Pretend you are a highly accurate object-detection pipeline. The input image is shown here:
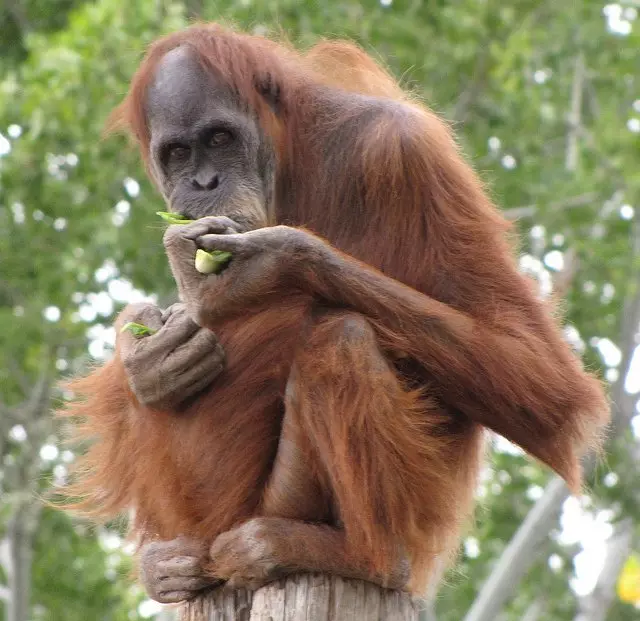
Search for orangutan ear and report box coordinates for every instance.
[255,73,281,113]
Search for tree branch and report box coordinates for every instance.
[503,193,597,221]
[185,0,204,20]
[566,52,585,172]
[463,477,570,621]
[550,247,580,299]
[453,47,492,124]
[4,0,31,34]
[6,505,38,621]
[522,598,545,621]
[7,359,33,399]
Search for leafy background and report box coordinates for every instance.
[0,1,639,620]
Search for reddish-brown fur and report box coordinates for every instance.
[60,24,609,592]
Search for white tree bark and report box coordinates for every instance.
[463,476,569,621]
[6,508,38,621]
[0,538,13,610]
[565,52,585,172]
[180,575,420,621]
[521,598,544,621]
[574,519,634,621]
[1,353,54,621]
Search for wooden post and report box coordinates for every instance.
[180,574,420,621]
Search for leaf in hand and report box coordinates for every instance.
[194,249,233,274]
[156,211,194,225]
[120,322,158,338]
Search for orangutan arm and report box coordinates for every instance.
[302,242,607,479]
[293,238,608,487]
[182,223,607,488]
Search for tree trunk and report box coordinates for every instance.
[574,518,634,621]
[463,476,569,621]
[180,574,420,621]
[521,598,545,621]
[6,507,36,621]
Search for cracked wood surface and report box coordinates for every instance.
[180,574,420,621]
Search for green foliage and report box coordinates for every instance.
[31,509,142,621]
[0,0,88,68]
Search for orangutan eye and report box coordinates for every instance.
[208,130,233,147]
[164,144,191,164]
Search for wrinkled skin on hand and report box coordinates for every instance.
[115,302,225,410]
[162,216,250,318]
[206,518,411,592]
[138,527,279,602]
[163,216,320,324]
[207,518,285,591]
[139,536,218,603]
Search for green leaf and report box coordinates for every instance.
[119,321,157,337]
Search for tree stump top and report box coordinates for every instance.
[180,574,420,621]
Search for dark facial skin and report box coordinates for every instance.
[146,47,274,229]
